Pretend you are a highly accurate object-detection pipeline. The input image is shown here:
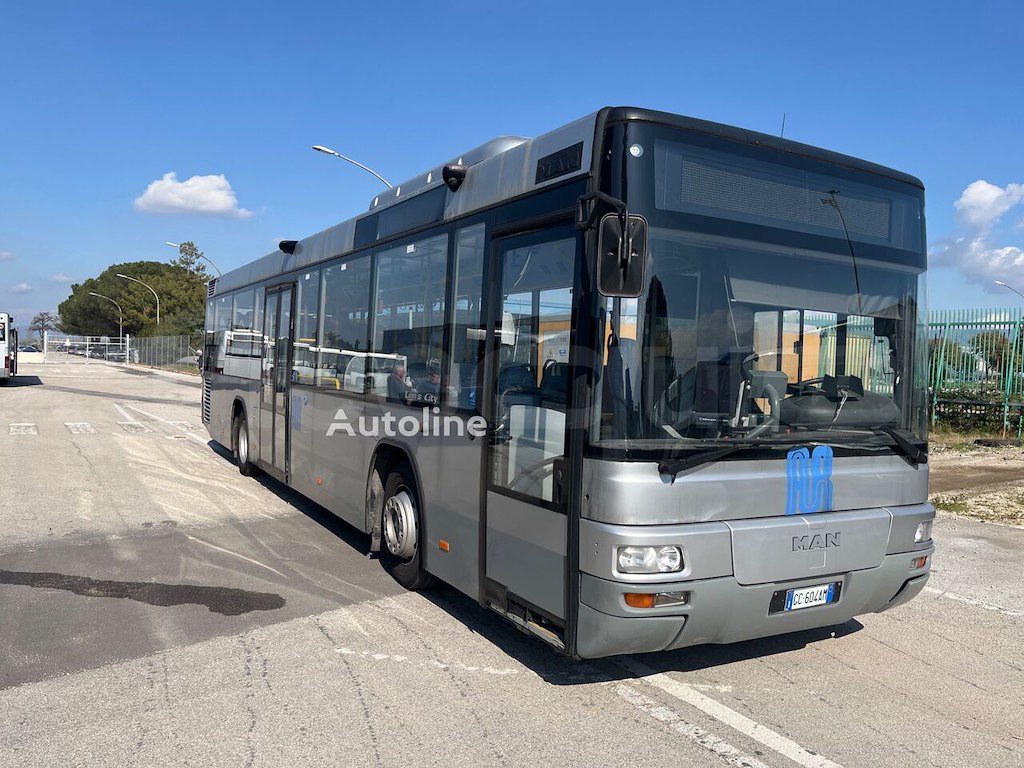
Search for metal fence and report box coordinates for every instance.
[926,308,1024,434]
[131,335,200,374]
[42,334,130,363]
[42,333,200,375]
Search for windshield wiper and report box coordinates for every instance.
[658,445,751,481]
[861,425,927,465]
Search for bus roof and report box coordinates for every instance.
[212,107,923,296]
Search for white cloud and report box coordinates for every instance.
[10,282,32,294]
[0,251,14,261]
[954,180,1024,229]
[133,172,253,218]
[51,272,72,283]
[932,179,1024,292]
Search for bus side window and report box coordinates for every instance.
[318,256,371,393]
[448,223,486,411]
[373,232,449,405]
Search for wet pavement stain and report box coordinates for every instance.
[0,570,286,616]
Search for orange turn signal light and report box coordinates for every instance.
[439,539,450,552]
[624,593,657,609]
[911,556,928,570]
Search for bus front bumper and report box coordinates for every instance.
[575,549,932,659]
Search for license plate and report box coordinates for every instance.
[784,582,838,612]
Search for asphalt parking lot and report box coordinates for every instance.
[0,361,1021,768]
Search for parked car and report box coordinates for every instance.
[17,345,40,353]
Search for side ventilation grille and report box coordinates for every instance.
[202,380,212,424]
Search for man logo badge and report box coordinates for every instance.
[792,533,841,551]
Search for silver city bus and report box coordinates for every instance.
[204,107,934,658]
[0,312,18,385]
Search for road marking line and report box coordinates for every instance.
[9,423,38,435]
[118,422,153,433]
[615,684,770,768]
[923,586,1024,618]
[124,404,208,446]
[331,646,519,676]
[184,534,288,578]
[617,658,845,768]
[112,403,134,421]
[65,422,97,435]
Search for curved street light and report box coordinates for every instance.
[165,241,222,277]
[88,291,123,341]
[311,145,392,189]
[117,273,160,325]
[994,280,1024,303]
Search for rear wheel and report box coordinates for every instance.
[381,463,435,590]
[233,412,257,477]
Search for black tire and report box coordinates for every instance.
[233,412,258,477]
[380,463,435,590]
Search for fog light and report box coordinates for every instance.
[914,521,933,543]
[911,556,929,570]
[617,545,683,574]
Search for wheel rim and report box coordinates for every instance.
[383,489,417,560]
[238,422,248,464]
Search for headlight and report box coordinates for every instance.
[617,545,683,574]
[914,521,933,543]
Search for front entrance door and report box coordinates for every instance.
[260,285,293,479]
[484,225,578,623]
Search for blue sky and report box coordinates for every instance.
[2,1,1023,327]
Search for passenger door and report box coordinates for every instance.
[484,225,577,623]
[260,284,294,479]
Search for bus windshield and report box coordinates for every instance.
[594,126,928,453]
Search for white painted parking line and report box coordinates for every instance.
[616,658,845,768]
[9,423,38,435]
[112,403,135,421]
[65,422,98,435]
[118,422,153,434]
[123,404,208,446]
[923,586,1024,619]
[615,684,770,768]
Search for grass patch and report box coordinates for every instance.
[935,499,970,514]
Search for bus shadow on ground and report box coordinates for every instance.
[420,585,865,685]
[3,375,43,387]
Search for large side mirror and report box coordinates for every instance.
[598,213,648,297]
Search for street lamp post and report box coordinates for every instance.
[117,273,160,326]
[165,241,222,277]
[88,291,123,341]
[311,145,392,188]
[994,280,1024,303]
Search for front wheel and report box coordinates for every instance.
[233,413,258,477]
[381,463,435,590]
